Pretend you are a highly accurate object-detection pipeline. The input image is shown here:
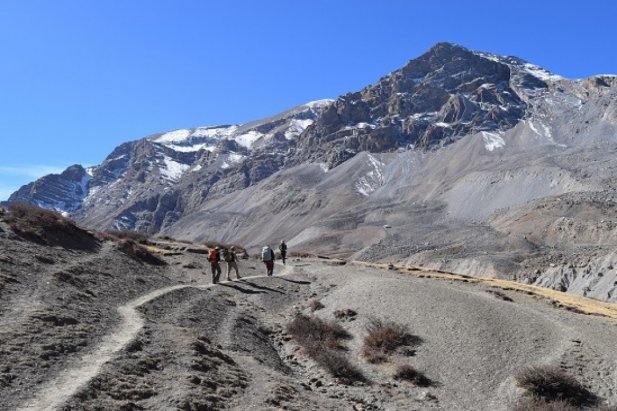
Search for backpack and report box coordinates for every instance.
[279,242,287,253]
[224,249,234,262]
[261,246,273,262]
[208,248,219,263]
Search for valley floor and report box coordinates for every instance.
[2,242,617,410]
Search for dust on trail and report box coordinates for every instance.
[17,264,293,411]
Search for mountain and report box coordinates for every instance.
[7,42,617,302]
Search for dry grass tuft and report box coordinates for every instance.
[286,315,364,384]
[362,318,422,363]
[486,289,514,302]
[288,251,316,258]
[309,300,325,312]
[515,365,597,407]
[116,239,167,266]
[104,230,150,244]
[393,365,432,387]
[6,204,99,251]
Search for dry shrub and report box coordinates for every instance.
[289,251,315,258]
[117,239,167,266]
[105,230,150,244]
[286,315,364,384]
[333,308,357,320]
[6,204,99,251]
[393,365,432,387]
[362,318,422,363]
[515,365,597,407]
[487,289,514,302]
[309,300,325,312]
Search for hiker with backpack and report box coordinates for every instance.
[208,246,222,284]
[261,245,275,276]
[278,240,287,264]
[223,246,241,281]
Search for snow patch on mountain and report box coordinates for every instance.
[354,154,385,196]
[482,131,505,151]
[192,126,239,138]
[220,153,246,169]
[345,122,377,130]
[154,129,192,143]
[306,99,335,109]
[523,63,563,82]
[164,143,213,153]
[160,156,190,181]
[285,119,314,139]
[234,130,264,148]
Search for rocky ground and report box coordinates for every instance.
[2,212,617,410]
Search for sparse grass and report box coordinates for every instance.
[116,239,167,266]
[333,308,357,320]
[362,318,422,364]
[105,230,150,244]
[289,251,316,258]
[353,261,617,320]
[487,289,514,302]
[393,365,432,387]
[6,203,99,251]
[515,365,597,407]
[286,314,364,384]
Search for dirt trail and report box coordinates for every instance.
[17,264,293,411]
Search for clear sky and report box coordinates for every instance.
[1,0,616,200]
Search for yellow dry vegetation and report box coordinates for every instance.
[353,261,617,320]
[142,245,183,256]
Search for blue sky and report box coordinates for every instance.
[1,0,616,200]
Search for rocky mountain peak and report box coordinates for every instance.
[60,164,88,181]
[293,43,548,167]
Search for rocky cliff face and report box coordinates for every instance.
[292,42,548,167]
[7,165,90,213]
[71,100,333,232]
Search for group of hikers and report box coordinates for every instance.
[207,240,287,284]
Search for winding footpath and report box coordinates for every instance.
[17,264,293,411]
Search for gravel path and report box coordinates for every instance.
[16,264,294,411]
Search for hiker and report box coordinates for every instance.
[278,240,287,264]
[223,246,241,280]
[209,246,222,283]
[261,245,275,276]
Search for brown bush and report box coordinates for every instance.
[309,300,325,312]
[116,239,167,266]
[6,204,99,251]
[288,251,315,258]
[287,314,350,349]
[393,365,432,387]
[286,315,364,384]
[362,318,422,363]
[515,365,597,407]
[486,289,514,302]
[105,230,150,244]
